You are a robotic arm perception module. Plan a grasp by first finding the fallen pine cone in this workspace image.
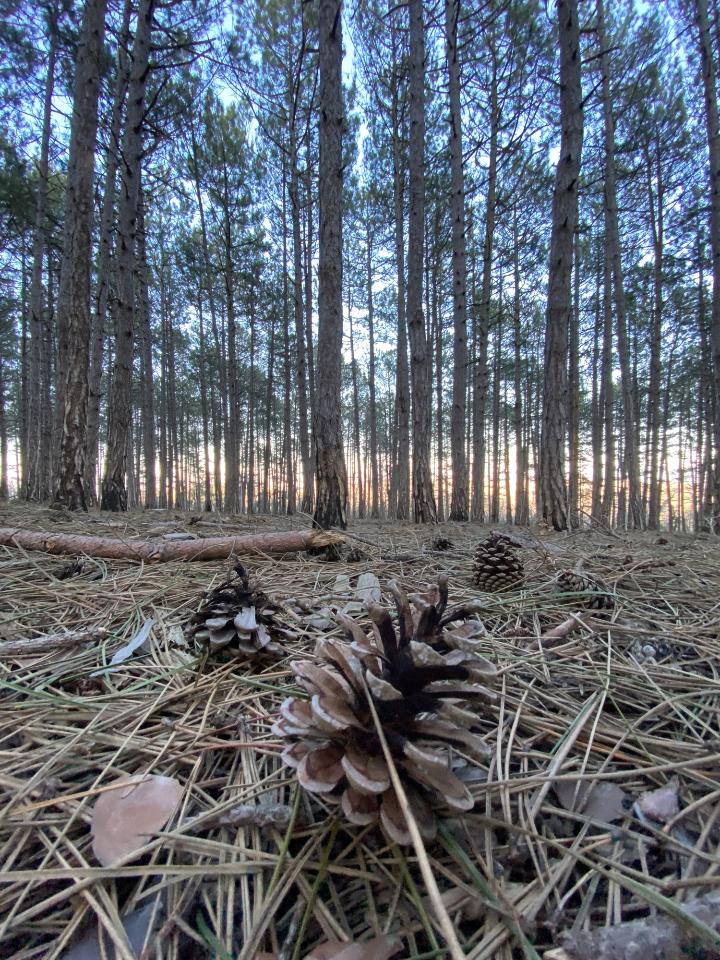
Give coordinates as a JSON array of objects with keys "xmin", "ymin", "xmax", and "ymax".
[
  {"xmin": 275, "ymin": 575, "xmax": 496, "ymax": 844},
  {"xmin": 186, "ymin": 564, "xmax": 284, "ymax": 658}
]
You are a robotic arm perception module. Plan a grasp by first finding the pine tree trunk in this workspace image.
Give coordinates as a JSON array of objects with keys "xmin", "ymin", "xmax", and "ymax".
[
  {"xmin": 101, "ymin": 0, "xmax": 155, "ymax": 511},
  {"xmin": 472, "ymin": 54, "xmax": 497, "ymax": 522},
  {"xmin": 645, "ymin": 140, "xmax": 664, "ymax": 529},
  {"xmin": 52, "ymin": 0, "xmax": 107, "ymax": 509},
  {"xmin": 694, "ymin": 0, "xmax": 720, "ymax": 530},
  {"xmin": 313, "ymin": 0, "xmax": 348, "ymax": 532},
  {"xmin": 445, "ymin": 0, "xmax": 468, "ymax": 521},
  {"xmin": 598, "ymin": 0, "xmax": 642, "ymax": 529},
  {"xmin": 366, "ymin": 220, "xmax": 380, "ymax": 518},
  {"xmin": 282, "ymin": 165, "xmax": 296, "ymax": 515},
  {"xmin": 85, "ymin": 0, "xmax": 131, "ymax": 501},
  {"xmin": 137, "ymin": 185, "xmax": 156, "ymax": 508},
  {"xmin": 601, "ymin": 248, "xmax": 615, "ymax": 523},
  {"xmin": 567, "ymin": 228, "xmax": 580, "ymax": 527},
  {"xmin": 27, "ymin": 9, "xmax": 57, "ymax": 502},
  {"xmin": 512, "ymin": 207, "xmax": 527, "ymax": 525},
  {"xmin": 407, "ymin": 0, "xmax": 436, "ymax": 523},
  {"xmin": 197, "ymin": 300, "xmax": 213, "ymax": 511},
  {"xmin": 290, "ymin": 132, "xmax": 313, "ymax": 514},
  {"xmin": 390, "ymin": 24, "xmax": 410, "ymax": 520},
  {"xmin": 540, "ymin": 0, "xmax": 583, "ymax": 531}
]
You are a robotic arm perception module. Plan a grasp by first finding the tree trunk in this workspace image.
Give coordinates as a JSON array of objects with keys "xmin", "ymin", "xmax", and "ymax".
[
  {"xmin": 312, "ymin": 0, "xmax": 347, "ymax": 532},
  {"xmin": 540, "ymin": 0, "xmax": 583, "ymax": 531},
  {"xmin": 27, "ymin": 8, "xmax": 57, "ymax": 502},
  {"xmin": 567, "ymin": 228, "xmax": 580, "ymax": 527},
  {"xmin": 137, "ymin": 184, "xmax": 156, "ymax": 508},
  {"xmin": 366, "ymin": 216, "xmax": 380, "ymax": 518},
  {"xmin": 85, "ymin": 0, "xmax": 132, "ymax": 501},
  {"xmin": 407, "ymin": 0, "xmax": 436, "ymax": 523},
  {"xmin": 446, "ymin": 0, "xmax": 469, "ymax": 521},
  {"xmin": 390, "ymin": 23, "xmax": 410, "ymax": 520},
  {"xmin": 52, "ymin": 0, "xmax": 108, "ymax": 509},
  {"xmin": 694, "ymin": 0, "xmax": 720, "ymax": 530},
  {"xmin": 512, "ymin": 207, "xmax": 527, "ymax": 525},
  {"xmin": 472, "ymin": 53, "xmax": 497, "ymax": 522},
  {"xmin": 598, "ymin": 0, "xmax": 642, "ymax": 529},
  {"xmin": 101, "ymin": 0, "xmax": 155, "ymax": 511}
]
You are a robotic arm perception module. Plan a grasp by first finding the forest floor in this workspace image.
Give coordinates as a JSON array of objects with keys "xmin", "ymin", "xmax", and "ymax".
[{"xmin": 0, "ymin": 502, "xmax": 719, "ymax": 959}]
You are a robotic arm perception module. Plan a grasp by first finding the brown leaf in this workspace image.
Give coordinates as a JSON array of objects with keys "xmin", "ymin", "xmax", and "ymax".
[
  {"xmin": 91, "ymin": 774, "xmax": 183, "ymax": 866},
  {"xmin": 306, "ymin": 936, "xmax": 402, "ymax": 960}
]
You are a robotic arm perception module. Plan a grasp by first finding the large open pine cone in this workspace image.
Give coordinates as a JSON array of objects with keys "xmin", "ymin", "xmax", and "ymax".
[
  {"xmin": 186, "ymin": 564, "xmax": 284, "ymax": 658},
  {"xmin": 473, "ymin": 533, "xmax": 524, "ymax": 592},
  {"xmin": 556, "ymin": 568, "xmax": 614, "ymax": 610},
  {"xmin": 275, "ymin": 576, "xmax": 496, "ymax": 844}
]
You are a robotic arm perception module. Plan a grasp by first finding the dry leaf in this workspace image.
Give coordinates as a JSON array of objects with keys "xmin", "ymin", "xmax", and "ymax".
[
  {"xmin": 254, "ymin": 937, "xmax": 401, "ymax": 960},
  {"xmin": 91, "ymin": 774, "xmax": 182, "ymax": 865},
  {"xmin": 356, "ymin": 572, "xmax": 382, "ymax": 605},
  {"xmin": 636, "ymin": 777, "xmax": 680, "ymax": 823},
  {"xmin": 553, "ymin": 780, "xmax": 629, "ymax": 823},
  {"xmin": 306, "ymin": 936, "xmax": 402, "ymax": 960}
]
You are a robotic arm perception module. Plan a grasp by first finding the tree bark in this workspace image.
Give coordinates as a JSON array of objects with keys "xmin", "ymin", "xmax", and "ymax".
[
  {"xmin": 85, "ymin": 0, "xmax": 132, "ymax": 501},
  {"xmin": 598, "ymin": 0, "xmax": 642, "ymax": 529},
  {"xmin": 407, "ymin": 0, "xmax": 436, "ymax": 523},
  {"xmin": 694, "ymin": 0, "xmax": 720, "ymax": 530},
  {"xmin": 445, "ymin": 0, "xmax": 469, "ymax": 521},
  {"xmin": 26, "ymin": 8, "xmax": 57, "ymax": 502},
  {"xmin": 137, "ymin": 183, "xmax": 156, "ymax": 508},
  {"xmin": 101, "ymin": 0, "xmax": 156, "ymax": 511},
  {"xmin": 540, "ymin": 0, "xmax": 584, "ymax": 531},
  {"xmin": 52, "ymin": 0, "xmax": 108, "ymax": 510},
  {"xmin": 366, "ymin": 214, "xmax": 380, "ymax": 518},
  {"xmin": 312, "ymin": 0, "xmax": 347, "ymax": 532}
]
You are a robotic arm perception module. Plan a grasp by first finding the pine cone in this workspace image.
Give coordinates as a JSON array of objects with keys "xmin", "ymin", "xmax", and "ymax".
[
  {"xmin": 430, "ymin": 535, "xmax": 453, "ymax": 552},
  {"xmin": 472, "ymin": 533, "xmax": 524, "ymax": 592},
  {"xmin": 556, "ymin": 568, "xmax": 614, "ymax": 610},
  {"xmin": 186, "ymin": 564, "xmax": 284, "ymax": 658},
  {"xmin": 275, "ymin": 577, "xmax": 496, "ymax": 845}
]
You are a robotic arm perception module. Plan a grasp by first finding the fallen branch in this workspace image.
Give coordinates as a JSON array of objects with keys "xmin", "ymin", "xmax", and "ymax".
[
  {"xmin": 0, "ymin": 625, "xmax": 108, "ymax": 657},
  {"xmin": 0, "ymin": 527, "xmax": 344, "ymax": 563},
  {"xmin": 545, "ymin": 890, "xmax": 720, "ymax": 960}
]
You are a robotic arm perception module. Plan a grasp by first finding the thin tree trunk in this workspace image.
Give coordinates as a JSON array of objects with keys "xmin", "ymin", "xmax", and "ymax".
[
  {"xmin": 407, "ymin": 0, "xmax": 436, "ymax": 523},
  {"xmin": 85, "ymin": 0, "xmax": 132, "ymax": 501},
  {"xmin": 101, "ymin": 0, "xmax": 155, "ymax": 510},
  {"xmin": 313, "ymin": 0, "xmax": 348, "ymax": 532},
  {"xmin": 137, "ymin": 183, "xmax": 156, "ymax": 507},
  {"xmin": 567, "ymin": 228, "xmax": 580, "ymax": 527},
  {"xmin": 27, "ymin": 8, "xmax": 57, "ymax": 502},
  {"xmin": 52, "ymin": 0, "xmax": 108, "ymax": 509},
  {"xmin": 694, "ymin": 0, "xmax": 720, "ymax": 530},
  {"xmin": 366, "ymin": 216, "xmax": 380, "ymax": 517},
  {"xmin": 540, "ymin": 0, "xmax": 583, "ymax": 530},
  {"xmin": 598, "ymin": 0, "xmax": 642, "ymax": 529},
  {"xmin": 472, "ymin": 53, "xmax": 497, "ymax": 522},
  {"xmin": 390, "ymin": 23, "xmax": 410, "ymax": 520},
  {"xmin": 446, "ymin": 0, "xmax": 468, "ymax": 521}
]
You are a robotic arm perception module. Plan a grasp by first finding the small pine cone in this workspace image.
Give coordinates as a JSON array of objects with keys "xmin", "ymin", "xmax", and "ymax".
[
  {"xmin": 275, "ymin": 577, "xmax": 496, "ymax": 845},
  {"xmin": 473, "ymin": 533, "xmax": 524, "ymax": 592},
  {"xmin": 186, "ymin": 564, "xmax": 284, "ymax": 658},
  {"xmin": 430, "ymin": 535, "xmax": 453, "ymax": 552},
  {"xmin": 556, "ymin": 569, "xmax": 614, "ymax": 610}
]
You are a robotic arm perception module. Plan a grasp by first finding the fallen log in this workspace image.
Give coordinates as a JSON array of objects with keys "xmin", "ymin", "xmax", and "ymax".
[{"xmin": 0, "ymin": 527, "xmax": 344, "ymax": 563}]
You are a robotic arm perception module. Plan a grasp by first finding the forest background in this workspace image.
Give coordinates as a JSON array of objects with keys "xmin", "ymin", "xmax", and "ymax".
[{"xmin": 0, "ymin": 0, "xmax": 716, "ymax": 533}]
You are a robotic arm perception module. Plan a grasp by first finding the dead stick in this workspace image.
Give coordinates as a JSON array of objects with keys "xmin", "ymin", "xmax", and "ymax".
[
  {"xmin": 540, "ymin": 612, "xmax": 588, "ymax": 646},
  {"xmin": 0, "ymin": 626, "xmax": 108, "ymax": 657},
  {"xmin": 0, "ymin": 527, "xmax": 344, "ymax": 563}
]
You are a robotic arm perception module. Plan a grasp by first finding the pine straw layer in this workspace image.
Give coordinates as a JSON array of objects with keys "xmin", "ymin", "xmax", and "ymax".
[{"xmin": 0, "ymin": 503, "xmax": 719, "ymax": 959}]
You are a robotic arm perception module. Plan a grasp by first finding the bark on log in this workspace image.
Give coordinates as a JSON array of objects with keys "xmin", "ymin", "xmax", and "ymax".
[
  {"xmin": 0, "ymin": 528, "xmax": 344, "ymax": 563},
  {"xmin": 545, "ymin": 890, "xmax": 720, "ymax": 959}
]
